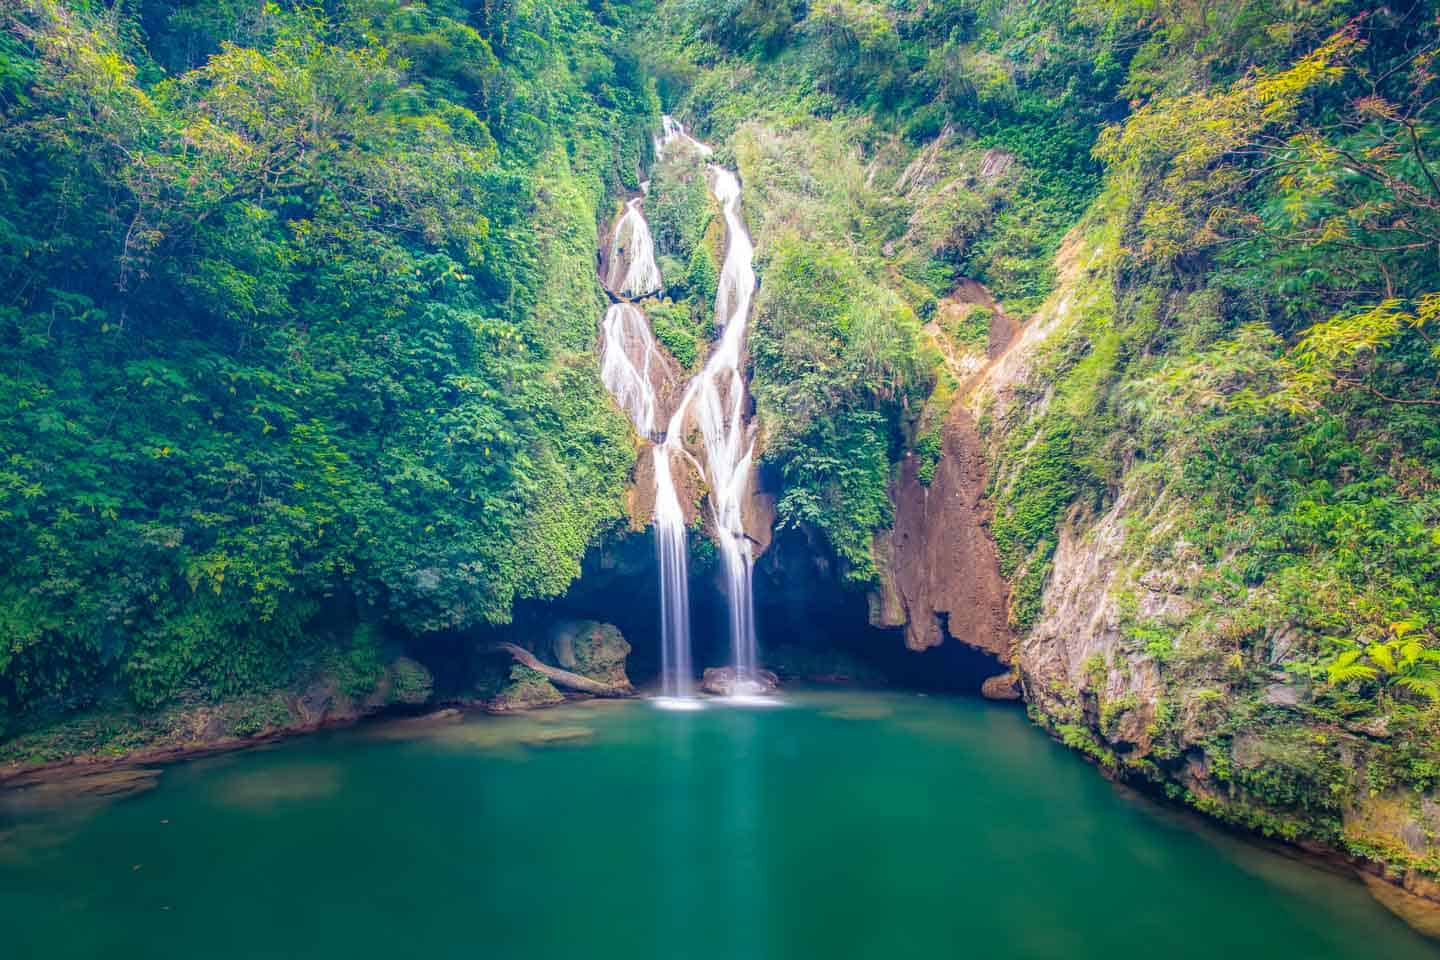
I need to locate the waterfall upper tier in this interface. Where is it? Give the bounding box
[603,196,663,301]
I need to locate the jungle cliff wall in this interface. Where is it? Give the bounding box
[880,227,1440,911]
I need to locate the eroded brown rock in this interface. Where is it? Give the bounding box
[980,672,1022,701]
[870,284,1015,660]
[881,406,1011,659]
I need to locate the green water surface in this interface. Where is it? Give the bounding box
[1,691,1435,959]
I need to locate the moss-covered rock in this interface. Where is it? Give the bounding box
[384,657,435,707]
[492,665,565,712]
[549,621,632,689]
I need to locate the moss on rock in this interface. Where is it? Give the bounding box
[493,665,565,712]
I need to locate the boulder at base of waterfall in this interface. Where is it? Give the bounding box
[701,666,780,697]
[548,621,632,688]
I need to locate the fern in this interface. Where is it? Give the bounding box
[1324,649,1378,685]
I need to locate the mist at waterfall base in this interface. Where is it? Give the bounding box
[4,693,1434,960]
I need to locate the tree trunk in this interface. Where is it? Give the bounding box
[486,642,634,697]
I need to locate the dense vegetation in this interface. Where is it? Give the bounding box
[0,0,656,732]
[647,0,1440,874]
[641,0,1126,579]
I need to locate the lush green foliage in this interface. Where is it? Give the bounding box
[641,135,717,362]
[643,298,702,368]
[976,0,1440,852]
[749,236,925,580]
[0,0,656,726]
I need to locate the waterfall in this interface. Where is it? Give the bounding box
[655,119,764,695]
[600,302,662,439]
[657,115,712,160]
[597,116,767,704]
[606,197,663,300]
[652,447,694,700]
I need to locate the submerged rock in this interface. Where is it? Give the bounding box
[214,763,342,809]
[701,666,779,697]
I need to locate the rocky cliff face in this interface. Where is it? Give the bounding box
[870,395,1010,662]
[877,230,1440,913]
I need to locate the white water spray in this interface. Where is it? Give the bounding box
[652,447,696,701]
[606,197,663,300]
[600,302,663,439]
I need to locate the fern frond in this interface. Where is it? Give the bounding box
[1325,657,1378,685]
[1393,676,1440,701]
[1389,618,1423,639]
[1367,641,1396,674]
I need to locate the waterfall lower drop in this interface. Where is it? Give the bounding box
[598,115,770,707]
[651,448,697,705]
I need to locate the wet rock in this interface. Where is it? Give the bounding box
[553,631,577,669]
[214,764,342,809]
[867,533,908,629]
[362,709,465,742]
[1262,683,1305,708]
[1,766,162,812]
[981,672,1022,700]
[701,666,779,697]
[741,481,777,559]
[1344,715,1392,739]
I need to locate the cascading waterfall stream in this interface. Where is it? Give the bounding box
[607,197,663,300]
[658,159,762,694]
[599,302,662,438]
[651,449,694,701]
[597,115,766,704]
